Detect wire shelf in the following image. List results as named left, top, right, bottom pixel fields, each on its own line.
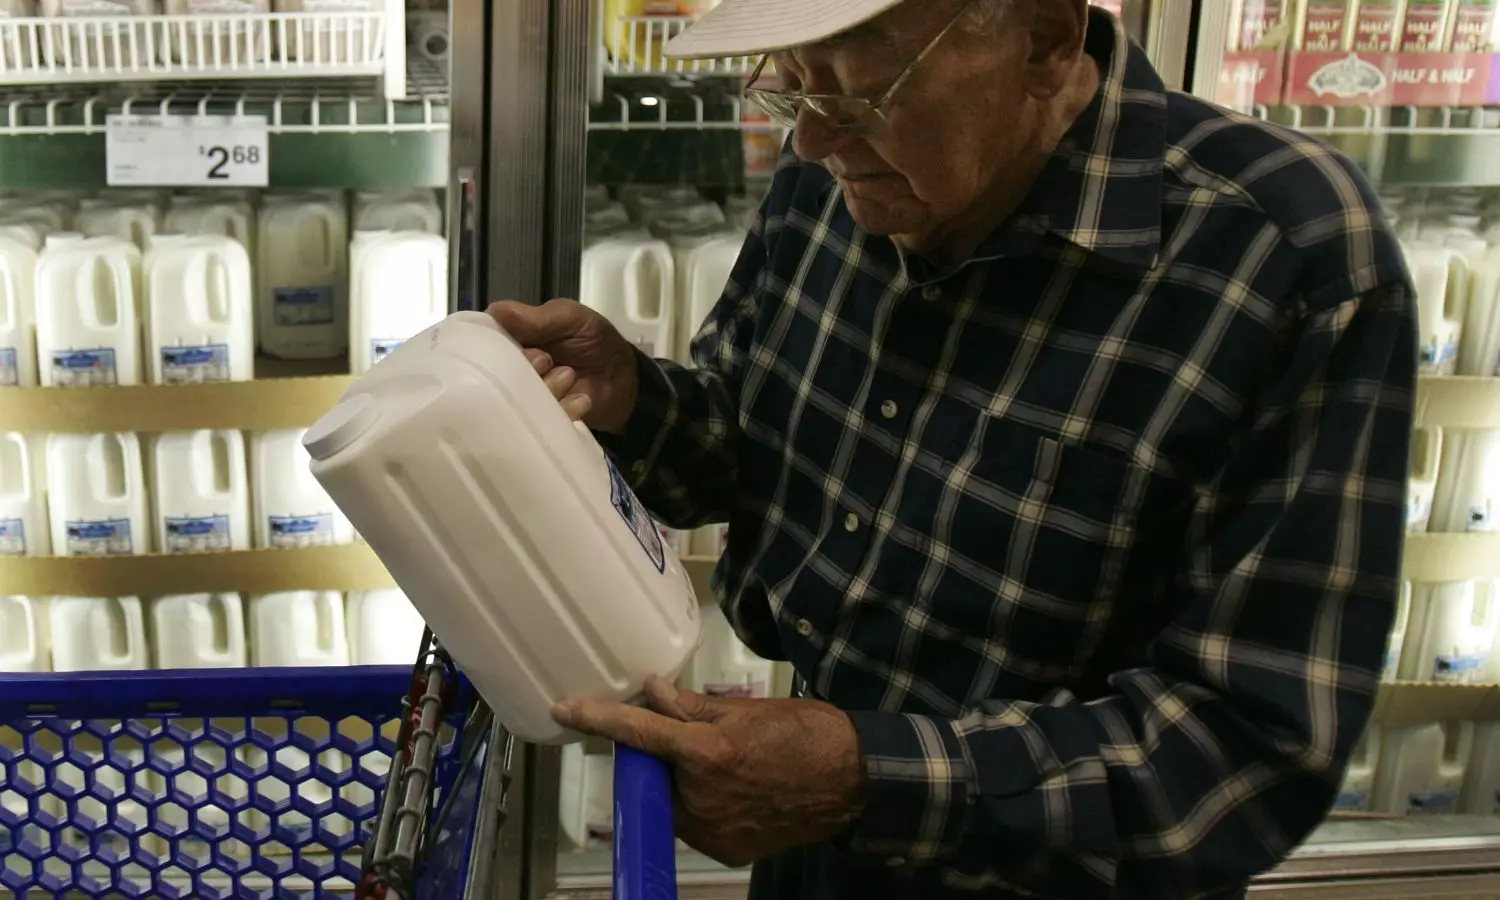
left=1254, top=103, right=1500, bottom=136
left=599, top=15, right=754, bottom=78
left=588, top=87, right=777, bottom=132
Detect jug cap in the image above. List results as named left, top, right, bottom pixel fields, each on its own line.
left=304, top=393, right=379, bottom=460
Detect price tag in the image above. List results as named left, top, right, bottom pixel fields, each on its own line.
left=105, top=114, right=270, bottom=188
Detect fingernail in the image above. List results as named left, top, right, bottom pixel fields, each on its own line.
left=552, top=701, right=577, bottom=726
left=531, top=353, right=551, bottom=372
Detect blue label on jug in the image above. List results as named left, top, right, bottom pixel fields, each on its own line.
left=268, top=513, right=334, bottom=548
left=273, top=286, right=335, bottom=327
left=0, top=346, right=16, bottom=386
left=606, top=456, right=666, bottom=574
left=1434, top=653, right=1486, bottom=680
left=370, top=338, right=405, bottom=365
left=1332, top=788, right=1368, bottom=811
left=50, top=348, right=117, bottom=387
left=0, top=517, right=24, bottom=556
left=65, top=518, right=132, bottom=556
left=164, top=515, right=232, bottom=553
left=1409, top=789, right=1459, bottom=814
left=161, top=343, right=231, bottom=384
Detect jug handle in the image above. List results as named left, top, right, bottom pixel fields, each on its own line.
left=0, top=258, right=16, bottom=332
left=97, top=598, right=133, bottom=668
left=623, top=244, right=670, bottom=326
left=1411, top=426, right=1441, bottom=482
left=14, top=598, right=37, bottom=663
left=211, top=593, right=243, bottom=663
left=315, top=592, right=339, bottom=655
left=613, top=745, right=679, bottom=900
left=4, top=432, right=30, bottom=494
left=1446, top=250, right=1471, bottom=320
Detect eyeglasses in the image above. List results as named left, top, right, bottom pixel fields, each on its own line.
left=743, top=0, right=980, bottom=136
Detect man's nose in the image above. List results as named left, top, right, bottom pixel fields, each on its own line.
left=791, top=107, right=859, bottom=163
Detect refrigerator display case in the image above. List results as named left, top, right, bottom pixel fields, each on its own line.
left=1189, top=0, right=1500, bottom=896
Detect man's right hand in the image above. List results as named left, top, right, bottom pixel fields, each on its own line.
left=489, top=298, right=640, bottom=435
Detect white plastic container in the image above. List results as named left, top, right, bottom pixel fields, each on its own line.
left=1430, top=427, right=1500, bottom=532
left=305, top=311, right=702, bottom=744
left=0, top=219, right=47, bottom=252
left=0, top=234, right=38, bottom=387
left=256, top=197, right=348, bottom=360
left=145, top=233, right=254, bottom=384
left=688, top=523, right=727, bottom=558
left=159, top=0, right=273, bottom=65
left=346, top=588, right=427, bottom=665
left=579, top=236, right=675, bottom=359
left=352, top=191, right=443, bottom=235
left=686, top=602, right=773, bottom=699
left=672, top=232, right=740, bottom=364
left=1399, top=580, right=1497, bottom=682
left=1407, top=240, right=1470, bottom=375
left=151, top=430, right=250, bottom=554
left=249, top=428, right=354, bottom=548
left=1408, top=425, right=1441, bottom=533
left=48, top=595, right=149, bottom=671
left=74, top=200, right=159, bottom=251
left=1458, top=246, right=1500, bottom=377
left=45, top=432, right=148, bottom=556
left=35, top=233, right=143, bottom=387
left=0, top=431, right=47, bottom=556
left=165, top=198, right=256, bottom=262
left=1372, top=722, right=1473, bottom=815
left=1461, top=721, right=1500, bottom=814
left=559, top=743, right=613, bottom=850
left=349, top=230, right=448, bottom=374
left=1333, top=727, right=1380, bottom=811
left=0, top=595, right=49, bottom=672
left=150, top=593, right=247, bottom=669
left=249, top=591, right=350, bottom=666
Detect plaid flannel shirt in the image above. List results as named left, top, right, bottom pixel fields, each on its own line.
left=600, top=9, right=1415, bottom=898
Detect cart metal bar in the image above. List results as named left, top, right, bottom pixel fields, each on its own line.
left=614, top=746, right=679, bottom=900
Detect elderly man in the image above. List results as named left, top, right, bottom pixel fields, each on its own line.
left=493, top=0, right=1414, bottom=896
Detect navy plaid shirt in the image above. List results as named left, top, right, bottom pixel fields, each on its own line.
left=602, top=10, right=1414, bottom=898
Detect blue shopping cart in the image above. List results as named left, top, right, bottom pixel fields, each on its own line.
left=0, top=634, right=679, bottom=900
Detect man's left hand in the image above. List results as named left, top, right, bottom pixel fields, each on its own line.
left=552, top=677, right=866, bottom=867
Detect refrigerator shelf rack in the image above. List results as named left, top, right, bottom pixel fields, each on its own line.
left=596, top=13, right=754, bottom=79
left=588, top=89, right=779, bottom=132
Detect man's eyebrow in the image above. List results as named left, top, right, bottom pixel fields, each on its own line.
left=817, top=19, right=897, bottom=48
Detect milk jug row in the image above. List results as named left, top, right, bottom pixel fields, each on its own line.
left=0, top=590, right=428, bottom=674
left=0, top=429, right=353, bottom=558
left=1383, top=579, right=1500, bottom=685
left=1335, top=721, right=1500, bottom=817
left=1405, top=425, right=1500, bottom=534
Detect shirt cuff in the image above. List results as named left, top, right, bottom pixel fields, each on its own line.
left=594, top=348, right=680, bottom=487
left=843, top=711, right=972, bottom=866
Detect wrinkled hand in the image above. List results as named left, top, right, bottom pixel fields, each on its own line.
left=553, top=677, right=866, bottom=868
left=490, top=298, right=640, bottom=434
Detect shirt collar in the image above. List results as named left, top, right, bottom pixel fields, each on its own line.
left=1002, top=7, right=1168, bottom=272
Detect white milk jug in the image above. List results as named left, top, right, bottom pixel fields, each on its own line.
left=45, top=432, right=147, bottom=556
left=559, top=742, right=613, bottom=850
left=686, top=602, right=773, bottom=699
left=1406, top=240, right=1469, bottom=375
left=1400, top=580, right=1497, bottom=682
left=579, top=236, right=675, bottom=359
left=1372, top=722, right=1473, bottom=815
left=257, top=197, right=348, bottom=360
left=0, top=202, right=70, bottom=237
left=74, top=200, right=160, bottom=251
left=151, top=430, right=250, bottom=554
left=165, top=198, right=256, bottom=263
left=0, top=219, right=48, bottom=252
left=0, top=595, right=48, bottom=672
left=1458, top=247, right=1500, bottom=377
left=48, top=596, right=149, bottom=671
left=305, top=311, right=702, bottom=744
left=249, top=591, right=350, bottom=666
left=1461, top=721, right=1500, bottom=814
left=352, top=192, right=443, bottom=235
left=1407, top=425, right=1441, bottom=533
left=0, top=234, right=37, bottom=387
left=1384, top=582, right=1410, bottom=682
left=346, top=588, right=427, bottom=665
left=35, top=233, right=143, bottom=387
left=0, top=432, right=47, bottom=556
left=250, top=428, right=354, bottom=548
left=150, top=593, right=247, bottom=669
left=1333, top=728, right=1380, bottom=811
left=689, top=523, right=728, bottom=558
left=145, top=233, right=254, bottom=384
left=349, top=230, right=448, bottom=375
left=626, top=186, right=705, bottom=225
left=672, top=232, right=740, bottom=364
left=1430, top=427, right=1500, bottom=532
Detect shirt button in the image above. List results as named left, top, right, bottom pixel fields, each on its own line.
left=879, top=399, right=898, bottom=419
left=843, top=512, right=859, bottom=532
left=795, top=618, right=814, bottom=637
left=921, top=286, right=940, bottom=302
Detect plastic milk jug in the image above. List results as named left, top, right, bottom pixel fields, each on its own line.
left=0, top=595, right=48, bottom=672
left=559, top=742, right=614, bottom=850
left=45, top=432, right=148, bottom=556
left=1385, top=582, right=1410, bottom=682
left=48, top=596, right=148, bottom=671
left=1460, top=721, right=1500, bottom=814
left=346, top=588, right=427, bottom=665
left=579, top=236, right=675, bottom=359
left=349, top=230, right=448, bottom=375
left=249, top=591, right=350, bottom=666
left=145, top=233, right=254, bottom=384
left=151, top=430, right=250, bottom=553
left=0, top=219, right=47, bottom=253
left=1406, top=240, right=1470, bottom=375
left=305, top=311, right=702, bottom=744
left=1458, top=245, right=1500, bottom=377
left=1399, top=580, right=1497, bottom=682
left=257, top=197, right=348, bottom=359
left=74, top=200, right=160, bottom=251
left=34, top=233, right=143, bottom=387
left=150, top=593, right=247, bottom=669
left=1333, top=727, right=1380, bottom=811
left=1407, top=425, right=1441, bottom=533
left=0, top=432, right=47, bottom=556
left=686, top=602, right=773, bottom=698
left=353, top=191, right=443, bottom=235
left=1430, top=427, right=1500, bottom=532
left=672, top=232, right=739, bottom=364
left=1373, top=722, right=1473, bottom=815
left=0, top=235, right=37, bottom=386
left=165, top=197, right=256, bottom=261
left=250, top=428, right=354, bottom=548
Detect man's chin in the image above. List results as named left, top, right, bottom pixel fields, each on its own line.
left=842, top=194, right=923, bottom=239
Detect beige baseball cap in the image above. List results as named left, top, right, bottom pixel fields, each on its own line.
left=663, top=0, right=907, bottom=59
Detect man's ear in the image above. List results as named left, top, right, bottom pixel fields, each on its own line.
left=1020, top=0, right=1090, bottom=99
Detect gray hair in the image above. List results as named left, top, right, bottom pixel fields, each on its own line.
left=961, top=0, right=1014, bottom=33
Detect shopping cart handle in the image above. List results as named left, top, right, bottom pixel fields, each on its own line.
left=613, top=745, right=679, bottom=900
